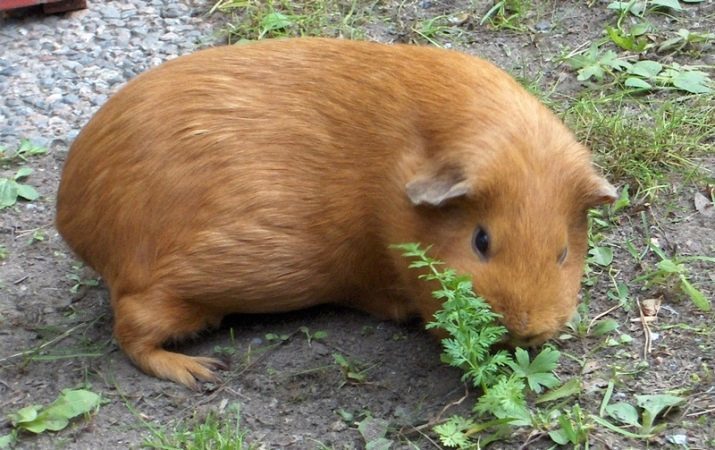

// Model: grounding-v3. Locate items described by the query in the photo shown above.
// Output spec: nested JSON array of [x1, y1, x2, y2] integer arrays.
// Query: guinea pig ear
[[584, 176, 618, 207], [405, 165, 471, 207]]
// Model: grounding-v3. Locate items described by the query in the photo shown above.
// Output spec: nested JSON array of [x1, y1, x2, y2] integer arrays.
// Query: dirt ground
[[1, 1, 713, 449]]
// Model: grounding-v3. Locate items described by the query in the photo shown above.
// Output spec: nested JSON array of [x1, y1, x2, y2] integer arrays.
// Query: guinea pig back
[[56, 38, 616, 388]]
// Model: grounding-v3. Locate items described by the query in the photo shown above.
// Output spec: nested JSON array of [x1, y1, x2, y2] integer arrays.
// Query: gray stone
[[92, 94, 108, 107], [62, 94, 80, 105], [102, 6, 121, 20], [67, 130, 80, 141], [161, 7, 182, 19], [117, 29, 131, 45]]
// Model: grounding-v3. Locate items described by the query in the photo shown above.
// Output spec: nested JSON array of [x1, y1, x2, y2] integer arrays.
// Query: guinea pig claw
[[133, 349, 228, 390]]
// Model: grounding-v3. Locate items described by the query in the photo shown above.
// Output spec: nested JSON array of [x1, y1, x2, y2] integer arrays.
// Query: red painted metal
[[0, 0, 87, 13]]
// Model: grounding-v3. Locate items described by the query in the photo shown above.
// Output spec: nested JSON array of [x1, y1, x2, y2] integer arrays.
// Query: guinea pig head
[[404, 126, 616, 346]]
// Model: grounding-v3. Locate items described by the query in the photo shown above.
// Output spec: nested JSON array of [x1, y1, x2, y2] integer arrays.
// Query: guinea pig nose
[[520, 332, 542, 342], [509, 331, 550, 348], [522, 331, 551, 346]]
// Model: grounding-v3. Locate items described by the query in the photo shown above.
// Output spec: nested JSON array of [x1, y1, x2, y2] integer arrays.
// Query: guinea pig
[[56, 37, 616, 389]]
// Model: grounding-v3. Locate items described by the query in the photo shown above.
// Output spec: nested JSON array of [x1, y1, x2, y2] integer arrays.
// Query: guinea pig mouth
[[503, 331, 553, 348]]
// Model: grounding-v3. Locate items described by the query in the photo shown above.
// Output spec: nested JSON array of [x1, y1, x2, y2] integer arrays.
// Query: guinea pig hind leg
[[112, 288, 226, 389]]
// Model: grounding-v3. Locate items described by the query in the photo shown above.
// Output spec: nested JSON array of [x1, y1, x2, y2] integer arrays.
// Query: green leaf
[[631, 22, 651, 35], [606, 402, 640, 427], [357, 417, 392, 450], [606, 26, 649, 52], [8, 405, 40, 425], [636, 394, 684, 419], [680, 278, 710, 311], [658, 35, 685, 52], [528, 348, 560, 372], [22, 417, 68, 434], [312, 330, 328, 340], [536, 378, 582, 404], [434, 416, 473, 448], [625, 77, 652, 89], [600, 50, 631, 71], [260, 12, 294, 35], [12, 389, 101, 434], [591, 318, 619, 336], [14, 167, 33, 180], [590, 415, 654, 439], [671, 70, 712, 94], [475, 376, 529, 424], [577, 64, 605, 82], [332, 353, 349, 368], [606, 27, 634, 50], [0, 179, 19, 209], [612, 185, 630, 212], [18, 139, 47, 157], [16, 184, 40, 201], [628, 60, 662, 78], [366, 438, 393, 450], [651, 0, 682, 10], [656, 259, 681, 274], [548, 428, 569, 445], [588, 246, 613, 267], [0, 433, 15, 449], [44, 389, 101, 419], [607, 1, 647, 16]]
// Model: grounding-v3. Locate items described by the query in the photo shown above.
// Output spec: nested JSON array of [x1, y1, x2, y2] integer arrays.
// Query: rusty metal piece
[[43, 0, 87, 14], [0, 0, 87, 13]]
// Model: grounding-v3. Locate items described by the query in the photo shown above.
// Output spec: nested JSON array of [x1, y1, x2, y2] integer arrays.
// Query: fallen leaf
[[582, 360, 601, 375], [641, 298, 662, 317], [448, 13, 470, 26], [694, 192, 714, 218]]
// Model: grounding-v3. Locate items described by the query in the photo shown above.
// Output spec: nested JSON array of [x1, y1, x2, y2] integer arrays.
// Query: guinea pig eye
[[472, 227, 489, 259], [557, 247, 568, 265]]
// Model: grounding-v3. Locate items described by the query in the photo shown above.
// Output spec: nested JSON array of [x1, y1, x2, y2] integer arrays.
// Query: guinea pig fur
[[56, 38, 616, 389]]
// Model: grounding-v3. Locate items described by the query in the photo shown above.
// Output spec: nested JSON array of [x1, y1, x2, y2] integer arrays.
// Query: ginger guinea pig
[[56, 38, 616, 388]]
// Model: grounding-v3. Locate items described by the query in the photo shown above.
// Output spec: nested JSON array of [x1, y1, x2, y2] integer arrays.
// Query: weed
[[0, 389, 101, 448], [565, 0, 713, 95], [564, 95, 714, 192], [299, 326, 327, 346], [606, 22, 651, 52], [0, 167, 40, 210], [480, 0, 532, 31], [394, 244, 568, 447], [411, 14, 464, 47], [212, 0, 370, 42], [506, 347, 561, 394], [213, 327, 238, 357], [634, 241, 714, 311], [332, 353, 368, 386], [0, 139, 47, 165], [594, 393, 686, 437], [264, 332, 290, 343], [357, 416, 393, 449], [567, 43, 631, 82], [658, 28, 715, 55], [548, 404, 592, 447], [29, 229, 47, 245], [143, 403, 254, 450], [0, 245, 7, 260], [607, 0, 693, 18], [67, 264, 100, 294]]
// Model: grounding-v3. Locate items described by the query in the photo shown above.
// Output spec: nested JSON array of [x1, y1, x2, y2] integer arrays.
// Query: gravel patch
[[0, 0, 221, 153]]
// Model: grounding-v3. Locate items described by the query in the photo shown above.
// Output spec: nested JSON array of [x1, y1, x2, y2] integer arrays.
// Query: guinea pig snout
[[494, 307, 561, 347], [506, 330, 553, 348]]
